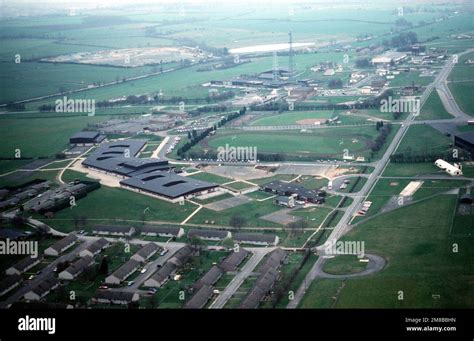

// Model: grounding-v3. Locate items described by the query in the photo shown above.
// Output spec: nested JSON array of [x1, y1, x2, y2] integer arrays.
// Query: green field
[[323, 255, 368, 275], [301, 195, 474, 308], [383, 162, 441, 177], [449, 81, 474, 117], [250, 111, 333, 126], [417, 90, 452, 120], [396, 124, 452, 155]]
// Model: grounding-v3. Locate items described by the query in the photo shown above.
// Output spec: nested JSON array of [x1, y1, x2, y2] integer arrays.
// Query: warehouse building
[[455, 131, 474, 155], [69, 131, 105, 146], [121, 171, 219, 202], [372, 51, 407, 65]]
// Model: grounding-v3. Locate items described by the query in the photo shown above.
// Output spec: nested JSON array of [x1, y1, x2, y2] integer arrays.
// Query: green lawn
[[40, 186, 198, 232], [301, 195, 474, 308], [449, 81, 474, 117], [416, 90, 452, 120], [187, 172, 233, 184], [396, 124, 452, 155], [383, 162, 441, 177], [250, 111, 333, 126], [323, 255, 368, 275]]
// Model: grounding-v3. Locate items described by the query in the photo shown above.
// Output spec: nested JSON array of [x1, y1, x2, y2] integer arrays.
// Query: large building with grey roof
[[105, 259, 140, 285], [82, 140, 219, 201], [44, 234, 78, 257], [70, 131, 105, 145]]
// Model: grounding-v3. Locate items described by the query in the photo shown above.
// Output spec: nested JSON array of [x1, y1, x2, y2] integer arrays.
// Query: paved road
[[316, 254, 386, 279], [287, 49, 472, 309], [209, 247, 271, 309]]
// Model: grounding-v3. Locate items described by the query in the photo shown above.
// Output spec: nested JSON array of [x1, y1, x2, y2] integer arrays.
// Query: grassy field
[[395, 124, 452, 155], [323, 255, 368, 275], [382, 162, 441, 177], [200, 125, 395, 161], [301, 194, 474, 308], [416, 90, 452, 120], [187, 171, 233, 184], [39, 186, 198, 232], [449, 81, 474, 117], [290, 207, 334, 227], [250, 111, 333, 126]]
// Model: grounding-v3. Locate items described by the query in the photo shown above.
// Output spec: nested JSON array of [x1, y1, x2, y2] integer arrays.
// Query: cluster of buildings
[[261, 180, 326, 206], [82, 140, 219, 202], [240, 248, 287, 309], [24, 181, 99, 214], [0, 181, 51, 210]]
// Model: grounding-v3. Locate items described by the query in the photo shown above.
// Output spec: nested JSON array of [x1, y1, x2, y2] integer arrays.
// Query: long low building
[[139, 225, 185, 238], [187, 229, 231, 241], [120, 171, 219, 202], [143, 262, 177, 288], [44, 234, 78, 256], [24, 275, 59, 301], [260, 181, 325, 204], [0, 274, 22, 297], [184, 285, 214, 309], [234, 232, 279, 246], [70, 131, 105, 145], [193, 266, 223, 290], [220, 249, 249, 272], [131, 243, 160, 263], [93, 290, 139, 305], [79, 238, 110, 258], [58, 256, 94, 280], [6, 256, 43, 276], [92, 225, 136, 237], [105, 259, 140, 285]]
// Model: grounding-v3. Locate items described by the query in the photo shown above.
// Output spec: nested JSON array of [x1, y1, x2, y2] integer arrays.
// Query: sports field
[[250, 111, 334, 126]]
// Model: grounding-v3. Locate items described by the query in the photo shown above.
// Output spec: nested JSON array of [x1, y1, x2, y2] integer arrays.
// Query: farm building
[[44, 234, 78, 257], [138, 225, 184, 238], [69, 131, 105, 146]]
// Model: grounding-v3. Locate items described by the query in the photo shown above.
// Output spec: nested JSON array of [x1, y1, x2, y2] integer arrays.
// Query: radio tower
[[272, 51, 278, 81], [288, 31, 295, 81]]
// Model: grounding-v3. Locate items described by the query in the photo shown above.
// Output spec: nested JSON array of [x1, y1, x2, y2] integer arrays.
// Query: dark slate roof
[[239, 268, 278, 309], [188, 229, 229, 240], [193, 266, 223, 290], [94, 290, 136, 302], [134, 243, 160, 260], [139, 225, 182, 236], [47, 234, 78, 253], [83, 140, 170, 176], [147, 262, 176, 284], [220, 249, 249, 272], [184, 285, 213, 309], [261, 181, 325, 200], [456, 131, 474, 145], [62, 256, 94, 277], [92, 225, 135, 234], [70, 131, 100, 140], [84, 238, 109, 255], [0, 228, 27, 240], [110, 259, 140, 281], [10, 256, 42, 273], [234, 233, 277, 244], [169, 245, 193, 266], [0, 274, 22, 293], [259, 248, 287, 274], [120, 171, 218, 199], [30, 275, 58, 296]]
